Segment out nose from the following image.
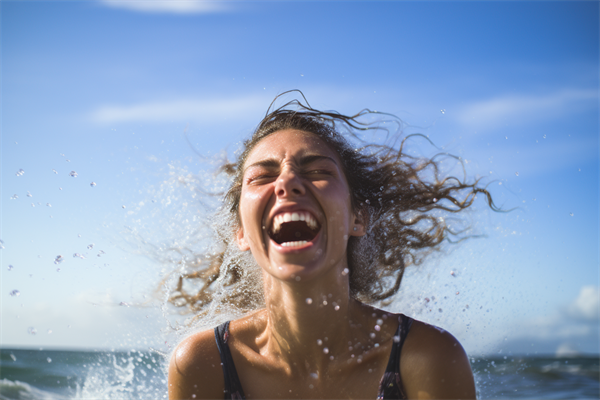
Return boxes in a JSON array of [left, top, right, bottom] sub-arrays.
[[275, 169, 305, 199]]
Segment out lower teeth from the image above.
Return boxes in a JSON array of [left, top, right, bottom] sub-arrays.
[[281, 241, 308, 247]]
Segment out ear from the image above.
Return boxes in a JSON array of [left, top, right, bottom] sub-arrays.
[[236, 227, 251, 251], [350, 212, 366, 237]]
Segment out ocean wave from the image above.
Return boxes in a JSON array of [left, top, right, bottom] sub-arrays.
[[0, 379, 70, 400]]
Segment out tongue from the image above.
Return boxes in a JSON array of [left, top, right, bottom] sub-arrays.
[[272, 221, 318, 244]]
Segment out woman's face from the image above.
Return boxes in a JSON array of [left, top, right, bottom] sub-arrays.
[[237, 129, 364, 282]]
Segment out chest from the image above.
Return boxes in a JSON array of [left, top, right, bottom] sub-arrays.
[[237, 357, 390, 399]]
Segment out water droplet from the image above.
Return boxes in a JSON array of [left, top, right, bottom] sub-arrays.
[[374, 325, 381, 331], [122, 205, 126, 209], [87, 243, 95, 250], [543, 134, 547, 139], [376, 319, 383, 325], [305, 298, 313, 305], [90, 182, 96, 187], [322, 347, 329, 354], [322, 300, 327, 305], [570, 212, 574, 217], [456, 291, 460, 295], [393, 335, 400, 343], [10, 353, 16, 361], [69, 171, 78, 178], [97, 250, 105, 257], [11, 194, 18, 200], [432, 198, 437, 203], [46, 203, 52, 207], [47, 329, 52, 334], [15, 169, 25, 177], [73, 253, 85, 259], [56, 268, 60, 272], [8, 265, 14, 271], [440, 109, 445, 114], [334, 305, 340, 311], [119, 302, 130, 307], [52, 169, 58, 174], [28, 327, 37, 335], [26, 192, 32, 197], [54, 255, 64, 264], [9, 290, 20, 297], [47, 357, 52, 363], [515, 172, 519, 176], [365, 199, 371, 205], [450, 271, 456, 276], [505, 136, 508, 140], [369, 333, 376, 339], [438, 308, 443, 312], [317, 339, 322, 346], [341, 268, 349, 276]]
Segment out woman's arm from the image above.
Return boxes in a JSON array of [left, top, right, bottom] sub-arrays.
[[401, 321, 477, 399], [168, 329, 225, 400]]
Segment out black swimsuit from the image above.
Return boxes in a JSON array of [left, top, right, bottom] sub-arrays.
[[214, 314, 413, 400]]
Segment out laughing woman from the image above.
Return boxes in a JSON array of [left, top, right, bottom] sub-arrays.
[[168, 95, 495, 399]]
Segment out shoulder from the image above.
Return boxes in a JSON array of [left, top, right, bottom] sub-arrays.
[[168, 327, 224, 400], [400, 319, 476, 399]]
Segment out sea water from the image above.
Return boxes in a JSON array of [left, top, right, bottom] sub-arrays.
[[1, 348, 598, 399]]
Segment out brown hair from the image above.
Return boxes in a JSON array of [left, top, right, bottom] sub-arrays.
[[164, 92, 498, 320]]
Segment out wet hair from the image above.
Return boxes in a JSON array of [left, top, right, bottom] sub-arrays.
[[164, 92, 498, 320]]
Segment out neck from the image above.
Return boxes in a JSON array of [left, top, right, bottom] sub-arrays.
[[260, 264, 374, 374]]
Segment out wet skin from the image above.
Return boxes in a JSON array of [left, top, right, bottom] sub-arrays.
[[168, 129, 476, 399]]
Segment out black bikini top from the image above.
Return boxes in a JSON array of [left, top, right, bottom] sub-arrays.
[[214, 314, 413, 400]]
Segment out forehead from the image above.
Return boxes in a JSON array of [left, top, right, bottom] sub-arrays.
[[244, 129, 340, 167]]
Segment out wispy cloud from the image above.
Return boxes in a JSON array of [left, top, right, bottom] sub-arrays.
[[99, 0, 228, 14], [501, 285, 600, 355], [90, 95, 271, 124], [568, 285, 599, 321], [455, 88, 598, 128]]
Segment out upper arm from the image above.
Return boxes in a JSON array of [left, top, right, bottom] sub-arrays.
[[168, 329, 225, 400], [400, 321, 476, 400]]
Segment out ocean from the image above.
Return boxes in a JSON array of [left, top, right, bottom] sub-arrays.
[[0, 349, 598, 399]]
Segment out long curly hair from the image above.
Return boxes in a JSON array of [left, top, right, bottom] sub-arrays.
[[162, 92, 498, 322]]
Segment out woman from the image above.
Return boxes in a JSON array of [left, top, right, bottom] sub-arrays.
[[168, 94, 495, 399]]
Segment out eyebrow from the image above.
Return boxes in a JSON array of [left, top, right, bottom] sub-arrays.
[[244, 154, 338, 173]]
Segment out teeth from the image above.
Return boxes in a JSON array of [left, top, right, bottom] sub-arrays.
[[271, 211, 318, 234], [281, 241, 308, 247]]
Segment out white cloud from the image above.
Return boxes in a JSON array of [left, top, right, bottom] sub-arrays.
[[568, 285, 599, 321], [90, 95, 270, 124], [99, 0, 227, 14], [512, 286, 600, 337], [455, 88, 598, 128]]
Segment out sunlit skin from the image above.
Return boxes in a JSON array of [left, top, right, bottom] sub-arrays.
[[168, 130, 476, 399]]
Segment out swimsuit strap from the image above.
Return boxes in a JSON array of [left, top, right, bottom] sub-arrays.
[[214, 321, 247, 400], [377, 314, 413, 400]]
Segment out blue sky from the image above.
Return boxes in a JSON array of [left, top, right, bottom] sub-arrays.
[[1, 0, 598, 356]]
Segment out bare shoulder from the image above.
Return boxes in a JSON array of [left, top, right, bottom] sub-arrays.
[[400, 320, 476, 399], [168, 328, 224, 400]]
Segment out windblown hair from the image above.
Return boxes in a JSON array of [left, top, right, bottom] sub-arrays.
[[164, 92, 498, 321]]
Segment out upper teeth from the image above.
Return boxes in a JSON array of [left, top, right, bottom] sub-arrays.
[[271, 211, 318, 234]]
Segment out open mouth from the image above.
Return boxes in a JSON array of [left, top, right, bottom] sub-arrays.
[[269, 211, 321, 247]]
